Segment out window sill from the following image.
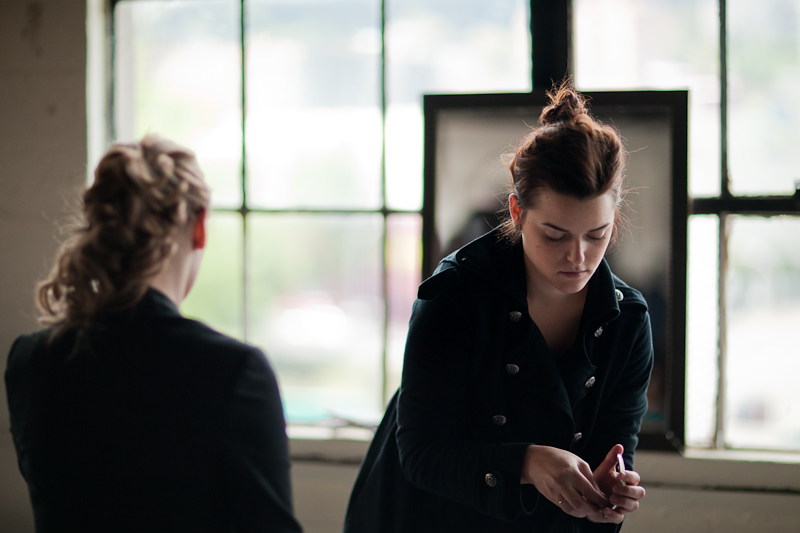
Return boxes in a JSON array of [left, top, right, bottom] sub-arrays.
[[288, 437, 800, 493], [289, 435, 371, 466], [623, 449, 800, 493]]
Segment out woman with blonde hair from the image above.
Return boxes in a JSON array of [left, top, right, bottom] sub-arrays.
[[5, 135, 302, 533]]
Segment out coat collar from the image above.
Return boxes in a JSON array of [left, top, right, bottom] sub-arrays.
[[95, 287, 183, 327], [441, 228, 646, 328], [440, 228, 527, 305], [45, 288, 182, 361], [140, 287, 182, 318]]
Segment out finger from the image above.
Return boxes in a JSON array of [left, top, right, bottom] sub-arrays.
[[571, 470, 611, 508], [587, 507, 623, 525], [585, 508, 608, 523], [609, 492, 641, 514], [619, 469, 641, 487], [608, 484, 645, 513], [601, 506, 625, 523], [586, 505, 626, 525], [613, 483, 646, 503], [559, 493, 602, 519], [561, 487, 610, 518], [577, 458, 602, 490], [583, 485, 611, 508], [556, 496, 574, 515], [598, 444, 625, 475]]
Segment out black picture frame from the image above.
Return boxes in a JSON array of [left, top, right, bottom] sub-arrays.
[[422, 90, 688, 452]]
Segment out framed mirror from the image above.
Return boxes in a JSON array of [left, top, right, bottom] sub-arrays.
[[422, 90, 688, 451]]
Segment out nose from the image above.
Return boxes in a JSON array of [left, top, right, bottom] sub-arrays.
[[566, 238, 586, 265]]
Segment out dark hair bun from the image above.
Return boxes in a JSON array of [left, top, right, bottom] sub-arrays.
[[539, 81, 590, 126], [498, 80, 627, 245]]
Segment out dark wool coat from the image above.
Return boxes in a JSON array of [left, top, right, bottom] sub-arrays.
[[345, 229, 653, 533], [5, 289, 302, 533]]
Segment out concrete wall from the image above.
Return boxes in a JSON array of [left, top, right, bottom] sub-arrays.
[[0, 1, 798, 532], [0, 0, 88, 529]]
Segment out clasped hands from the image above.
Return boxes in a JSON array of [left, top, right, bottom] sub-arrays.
[[520, 444, 645, 524]]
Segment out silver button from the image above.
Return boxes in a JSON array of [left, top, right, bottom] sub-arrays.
[[493, 415, 507, 426], [594, 327, 603, 338], [616, 289, 624, 301], [584, 376, 596, 388], [573, 432, 583, 442], [485, 473, 497, 487], [508, 311, 522, 322], [506, 363, 520, 375]]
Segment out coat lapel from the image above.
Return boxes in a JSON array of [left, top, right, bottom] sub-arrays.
[[507, 322, 574, 423]]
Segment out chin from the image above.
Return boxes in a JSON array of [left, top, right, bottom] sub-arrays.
[[553, 277, 590, 294], [559, 285, 587, 295]]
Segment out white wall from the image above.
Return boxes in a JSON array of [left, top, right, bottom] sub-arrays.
[[0, 1, 798, 532]]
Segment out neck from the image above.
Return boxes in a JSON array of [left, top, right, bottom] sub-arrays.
[[148, 260, 187, 307], [148, 243, 197, 307], [147, 223, 203, 307], [527, 279, 587, 311]]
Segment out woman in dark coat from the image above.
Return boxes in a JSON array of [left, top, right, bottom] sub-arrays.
[[345, 83, 652, 532], [5, 136, 303, 533]]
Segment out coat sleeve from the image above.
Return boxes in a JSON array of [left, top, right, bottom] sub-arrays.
[[222, 348, 303, 533], [395, 279, 536, 522]]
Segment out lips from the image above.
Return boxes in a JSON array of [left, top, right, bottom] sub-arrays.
[[559, 270, 586, 278]]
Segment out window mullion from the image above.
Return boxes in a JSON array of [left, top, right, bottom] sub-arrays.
[[719, 0, 729, 198], [714, 213, 729, 449], [379, 0, 389, 406], [240, 0, 249, 341], [713, 0, 729, 450]]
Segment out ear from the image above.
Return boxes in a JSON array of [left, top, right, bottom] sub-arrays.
[[508, 194, 522, 225], [191, 209, 207, 250]]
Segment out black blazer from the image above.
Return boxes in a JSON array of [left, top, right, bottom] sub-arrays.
[[345, 229, 653, 532], [5, 289, 303, 533]]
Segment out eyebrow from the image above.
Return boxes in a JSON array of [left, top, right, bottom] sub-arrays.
[[542, 222, 611, 233]]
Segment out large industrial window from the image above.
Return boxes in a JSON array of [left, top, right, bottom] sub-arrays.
[[111, 0, 800, 453], [111, 0, 531, 434], [574, 0, 800, 453]]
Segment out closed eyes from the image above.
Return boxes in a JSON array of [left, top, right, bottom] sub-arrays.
[[543, 233, 607, 243]]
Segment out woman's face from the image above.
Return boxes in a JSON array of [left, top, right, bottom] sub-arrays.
[[509, 188, 616, 297]]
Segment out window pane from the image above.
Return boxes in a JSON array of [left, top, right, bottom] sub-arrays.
[[685, 215, 720, 448], [182, 212, 244, 339], [725, 216, 800, 450], [573, 0, 720, 197], [728, 0, 800, 195], [246, 214, 384, 424], [386, 214, 422, 400], [245, 0, 382, 210], [385, 0, 531, 210], [113, 0, 242, 209]]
